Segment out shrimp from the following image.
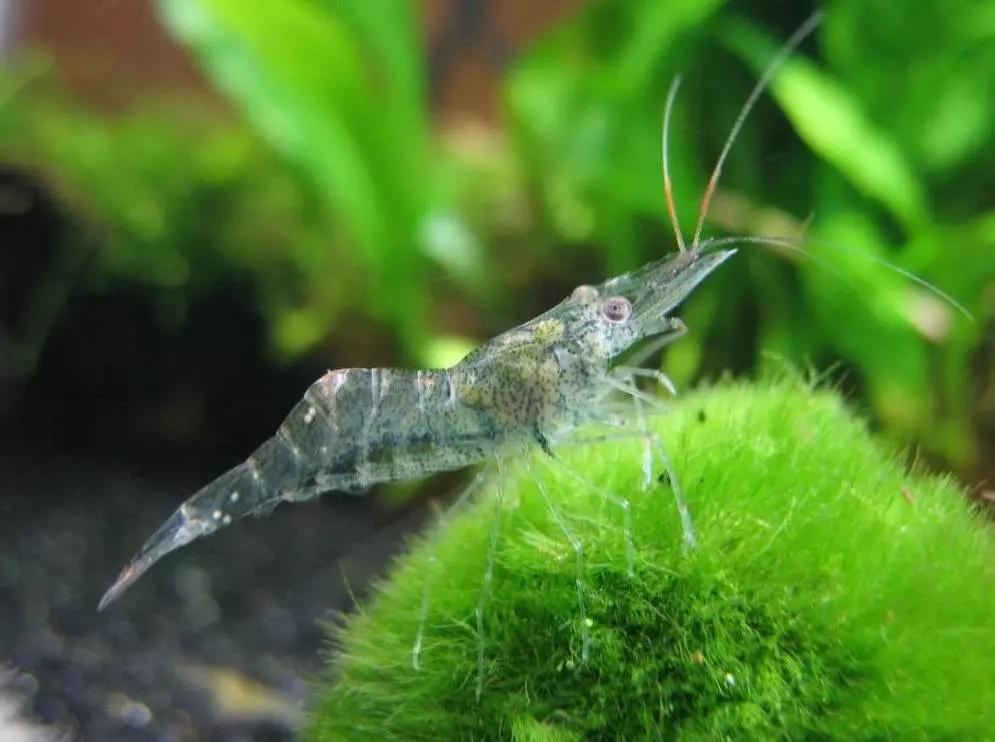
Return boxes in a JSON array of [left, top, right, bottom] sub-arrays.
[[100, 8, 969, 698], [98, 12, 831, 615], [97, 245, 735, 612]]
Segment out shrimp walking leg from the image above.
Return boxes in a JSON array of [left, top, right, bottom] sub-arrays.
[[412, 466, 492, 671], [613, 316, 688, 492], [586, 408, 696, 551], [524, 454, 589, 663], [543, 453, 635, 578], [613, 366, 679, 397], [475, 459, 506, 700]]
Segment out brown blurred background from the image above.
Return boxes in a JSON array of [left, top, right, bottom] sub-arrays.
[[12, 0, 583, 120]]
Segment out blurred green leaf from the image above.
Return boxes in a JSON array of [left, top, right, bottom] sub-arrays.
[[423, 335, 478, 370], [614, 0, 726, 94], [825, 0, 995, 176], [7, 0, 994, 473], [720, 15, 928, 231], [502, 0, 995, 470], [159, 0, 436, 362]]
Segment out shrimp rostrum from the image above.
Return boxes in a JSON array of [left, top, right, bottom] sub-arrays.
[[98, 246, 735, 610]]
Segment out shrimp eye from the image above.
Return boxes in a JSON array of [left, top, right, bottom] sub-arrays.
[[602, 297, 631, 322]]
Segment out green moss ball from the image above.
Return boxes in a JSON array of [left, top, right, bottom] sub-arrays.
[[307, 379, 995, 741]]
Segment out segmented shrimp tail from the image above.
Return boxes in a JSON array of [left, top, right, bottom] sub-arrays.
[[98, 436, 306, 610], [98, 502, 206, 610]]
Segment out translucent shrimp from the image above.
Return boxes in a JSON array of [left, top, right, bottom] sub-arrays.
[[99, 8, 969, 699], [97, 246, 734, 612]]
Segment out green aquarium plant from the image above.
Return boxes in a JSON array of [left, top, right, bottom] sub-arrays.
[[0, 60, 361, 363], [502, 0, 995, 468], [307, 378, 995, 740], [0, 58, 482, 379], [8, 0, 992, 469], [156, 0, 496, 366]]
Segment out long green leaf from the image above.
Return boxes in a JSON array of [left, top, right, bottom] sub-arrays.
[[158, 0, 436, 361], [720, 15, 928, 231]]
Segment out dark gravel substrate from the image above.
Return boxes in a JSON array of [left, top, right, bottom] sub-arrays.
[[0, 448, 437, 742]]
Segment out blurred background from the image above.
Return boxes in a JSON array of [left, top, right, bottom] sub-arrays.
[[1, 0, 994, 739]]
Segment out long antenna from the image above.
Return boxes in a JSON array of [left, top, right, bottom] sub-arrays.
[[661, 75, 687, 253], [701, 233, 974, 321], [690, 9, 825, 251]]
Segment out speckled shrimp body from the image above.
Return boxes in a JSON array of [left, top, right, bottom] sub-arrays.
[[97, 247, 735, 611], [99, 9, 833, 616], [99, 10, 859, 698]]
